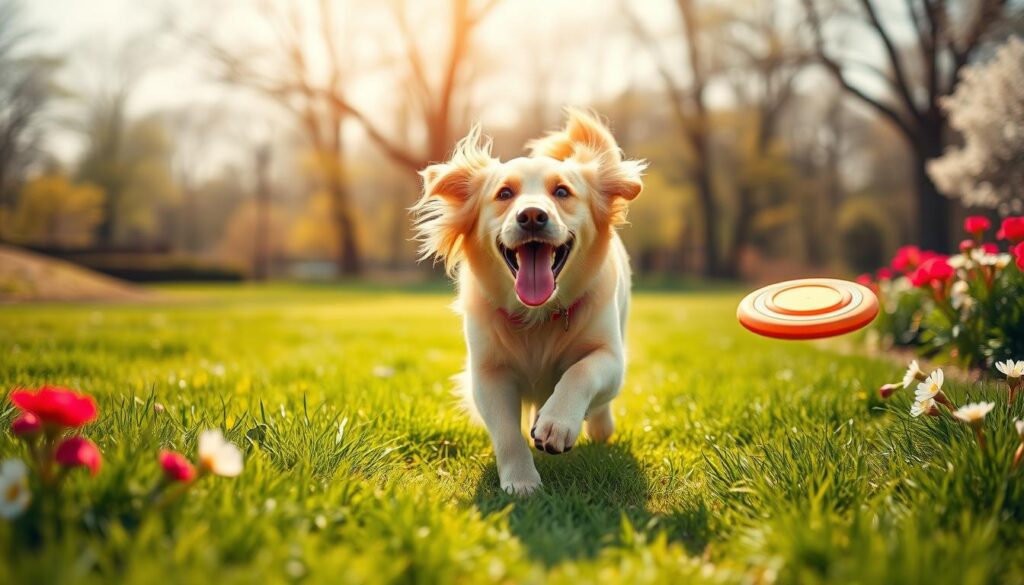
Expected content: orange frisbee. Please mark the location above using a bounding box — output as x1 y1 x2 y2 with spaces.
737 278 879 340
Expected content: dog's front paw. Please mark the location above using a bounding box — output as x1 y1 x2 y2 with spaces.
500 467 542 496
531 412 581 454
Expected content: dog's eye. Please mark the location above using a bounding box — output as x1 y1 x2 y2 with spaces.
553 185 571 199
496 187 514 201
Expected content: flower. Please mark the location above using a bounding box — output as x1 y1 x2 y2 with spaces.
159 450 197 483
997 359 1024 379
908 257 953 287
0 459 31 519
958 239 975 253
950 280 972 310
997 216 1024 242
879 383 900 399
902 360 927 389
952 402 995 424
911 397 937 417
197 430 243 477
995 254 1012 269
970 248 998 267
55 436 102 476
964 216 991 238
1016 419 1024 439
891 245 922 271
915 369 944 401
10 412 41 437
1016 242 1024 271
981 243 999 255
876 267 894 280
856 274 873 287
9 386 97 429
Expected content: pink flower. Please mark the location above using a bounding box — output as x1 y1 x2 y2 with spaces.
981 243 999 255
10 386 97 429
55 436 102 476
10 412 41 437
856 274 873 287
959 239 975 253
997 217 1024 242
891 245 922 271
159 451 196 483
964 216 991 238
1015 242 1024 271
876 267 893 280
908 256 953 288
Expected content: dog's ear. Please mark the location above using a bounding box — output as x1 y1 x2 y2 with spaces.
411 125 496 273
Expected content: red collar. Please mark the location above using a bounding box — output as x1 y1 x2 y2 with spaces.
498 297 584 331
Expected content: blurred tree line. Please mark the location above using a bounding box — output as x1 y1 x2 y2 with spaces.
0 0 1021 281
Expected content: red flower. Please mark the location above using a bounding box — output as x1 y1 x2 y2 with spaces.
891 245 922 271
981 243 999 255
10 386 97 428
959 239 974 253
159 450 197 483
10 412 41 437
1014 242 1024 270
909 256 953 287
997 217 1024 242
964 216 991 237
55 436 102 476
876 267 893 280
856 274 872 287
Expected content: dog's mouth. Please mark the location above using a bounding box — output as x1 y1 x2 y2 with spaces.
498 238 574 307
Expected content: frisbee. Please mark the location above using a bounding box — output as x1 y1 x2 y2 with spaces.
737 278 879 340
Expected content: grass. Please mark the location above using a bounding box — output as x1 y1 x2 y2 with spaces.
1 284 1023 584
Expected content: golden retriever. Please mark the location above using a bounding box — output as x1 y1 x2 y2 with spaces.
412 109 646 495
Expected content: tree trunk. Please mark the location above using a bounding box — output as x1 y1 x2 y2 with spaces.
253 145 272 281
914 119 951 253
723 186 753 278
692 162 719 278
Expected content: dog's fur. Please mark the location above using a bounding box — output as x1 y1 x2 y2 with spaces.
412 109 646 495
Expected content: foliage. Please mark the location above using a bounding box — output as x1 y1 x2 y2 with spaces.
2 175 105 247
864 218 1024 368
1 287 1023 582
929 37 1024 213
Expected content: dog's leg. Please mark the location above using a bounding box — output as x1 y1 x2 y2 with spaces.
473 369 541 495
584 404 615 443
533 349 622 454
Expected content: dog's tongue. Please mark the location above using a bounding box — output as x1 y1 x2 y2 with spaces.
515 243 555 306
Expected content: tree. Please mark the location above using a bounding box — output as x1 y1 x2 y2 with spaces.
194 0 499 275
625 0 723 277
4 174 105 247
928 36 1024 214
801 0 1013 252
0 0 57 215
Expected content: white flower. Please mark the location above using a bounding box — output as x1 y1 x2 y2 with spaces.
911 398 936 418
0 459 31 519
198 430 244 477
915 369 945 401
996 360 1024 379
970 249 998 266
902 360 925 388
950 281 972 309
952 402 995 424
947 254 972 270
996 254 1012 269
1016 419 1024 439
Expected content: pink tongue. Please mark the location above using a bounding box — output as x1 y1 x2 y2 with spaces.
515 243 555 306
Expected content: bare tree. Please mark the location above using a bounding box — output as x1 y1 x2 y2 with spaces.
194 0 498 275
801 0 1014 252
0 0 56 219
625 0 722 277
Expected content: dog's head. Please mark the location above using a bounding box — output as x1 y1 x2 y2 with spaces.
412 109 646 308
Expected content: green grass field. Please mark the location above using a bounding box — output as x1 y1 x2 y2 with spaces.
1 285 1023 584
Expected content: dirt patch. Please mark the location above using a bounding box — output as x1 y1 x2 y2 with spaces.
0 245 150 303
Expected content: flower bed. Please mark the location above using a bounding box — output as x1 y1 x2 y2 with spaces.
860 216 1024 369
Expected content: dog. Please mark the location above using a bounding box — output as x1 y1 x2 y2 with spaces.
411 109 646 495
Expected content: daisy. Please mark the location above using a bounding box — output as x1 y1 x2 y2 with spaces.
910 398 936 418
1016 419 1024 440
950 281 972 310
952 402 995 424
947 254 972 270
915 369 944 401
902 360 927 389
996 359 1024 380
0 459 31 519
996 254 1012 269
197 430 243 477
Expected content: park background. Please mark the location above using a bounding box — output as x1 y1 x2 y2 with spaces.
2 1 1024 584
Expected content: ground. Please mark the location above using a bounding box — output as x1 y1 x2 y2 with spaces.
1 285 1022 584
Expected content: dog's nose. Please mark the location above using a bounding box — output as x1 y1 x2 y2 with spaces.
516 207 548 232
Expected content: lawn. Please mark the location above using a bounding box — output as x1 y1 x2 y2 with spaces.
1 285 1022 584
